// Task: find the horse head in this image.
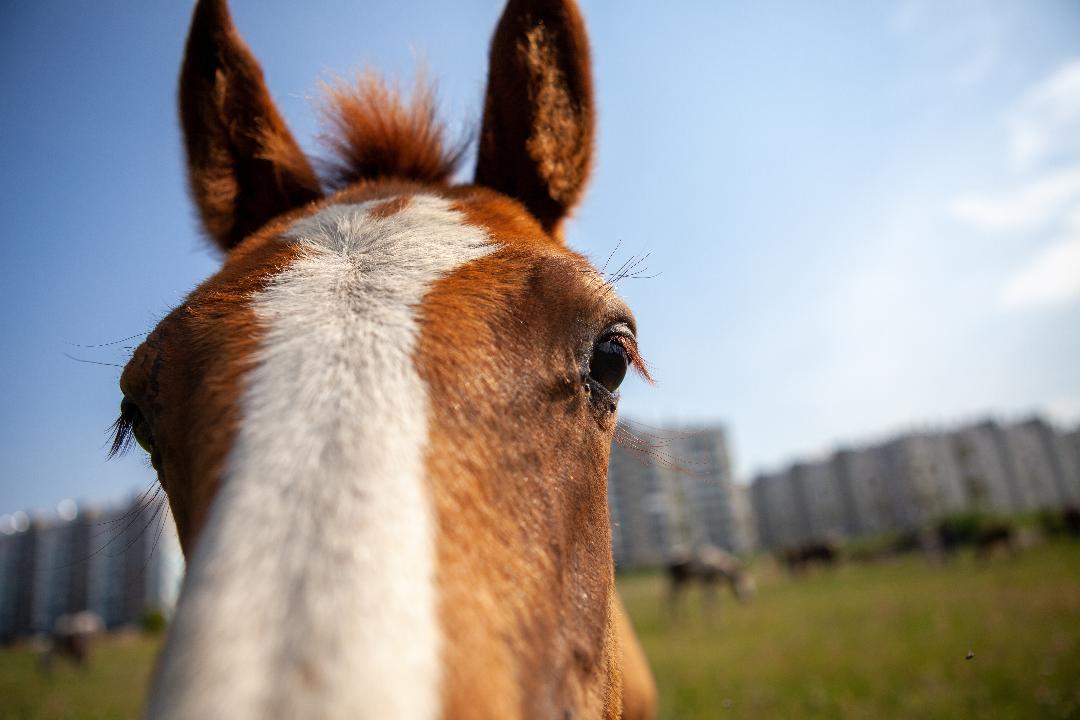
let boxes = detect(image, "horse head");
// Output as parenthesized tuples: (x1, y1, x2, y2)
(115, 1, 651, 717)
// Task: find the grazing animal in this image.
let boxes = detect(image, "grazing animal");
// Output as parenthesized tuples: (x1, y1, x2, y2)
(113, 0, 656, 717)
(932, 517, 1016, 561)
(39, 611, 103, 672)
(1064, 506, 1080, 537)
(667, 546, 754, 617)
(779, 540, 841, 575)
(972, 523, 1014, 559)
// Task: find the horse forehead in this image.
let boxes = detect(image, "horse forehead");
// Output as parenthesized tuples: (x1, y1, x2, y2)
(174, 190, 610, 352)
(282, 194, 488, 258)
(268, 191, 602, 296)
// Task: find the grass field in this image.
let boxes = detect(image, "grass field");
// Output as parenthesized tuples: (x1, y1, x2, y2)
(620, 540, 1080, 719)
(0, 631, 160, 720)
(0, 541, 1077, 719)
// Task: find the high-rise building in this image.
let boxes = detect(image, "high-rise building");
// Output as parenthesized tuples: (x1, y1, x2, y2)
(672, 426, 747, 553)
(873, 435, 951, 531)
(948, 421, 1020, 512)
(832, 446, 891, 537)
(1001, 419, 1071, 510)
(1035, 421, 1080, 506)
(1061, 426, 1080, 504)
(0, 496, 183, 643)
(607, 423, 746, 569)
(608, 440, 672, 569)
(751, 416, 1080, 549)
(750, 469, 800, 548)
(793, 460, 845, 541)
(729, 482, 756, 554)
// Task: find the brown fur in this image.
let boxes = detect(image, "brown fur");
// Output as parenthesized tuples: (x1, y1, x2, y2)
(367, 195, 414, 219)
(320, 73, 466, 188)
(415, 191, 629, 718)
(121, 219, 307, 552)
(613, 597, 656, 720)
(179, 0, 323, 251)
(475, 0, 595, 236)
(122, 1, 655, 717)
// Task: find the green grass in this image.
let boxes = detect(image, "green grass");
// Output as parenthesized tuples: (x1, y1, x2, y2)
(0, 632, 161, 720)
(1, 542, 1077, 719)
(619, 540, 1080, 719)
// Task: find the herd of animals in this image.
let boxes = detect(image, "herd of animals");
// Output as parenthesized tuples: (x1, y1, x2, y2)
(46, 0, 1080, 716)
(45, 508, 1080, 687)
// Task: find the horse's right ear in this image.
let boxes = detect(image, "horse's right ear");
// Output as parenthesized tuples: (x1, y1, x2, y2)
(179, 0, 322, 252)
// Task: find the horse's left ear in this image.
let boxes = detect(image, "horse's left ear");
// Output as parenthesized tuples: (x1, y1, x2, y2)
(179, 0, 323, 252)
(475, 0, 595, 238)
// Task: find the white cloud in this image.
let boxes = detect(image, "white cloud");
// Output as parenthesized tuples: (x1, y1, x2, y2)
(953, 59, 1080, 313)
(951, 60, 1080, 235)
(1042, 392, 1080, 427)
(1008, 59, 1080, 170)
(1001, 237, 1080, 309)
(950, 167, 1080, 233)
(1066, 206, 1080, 232)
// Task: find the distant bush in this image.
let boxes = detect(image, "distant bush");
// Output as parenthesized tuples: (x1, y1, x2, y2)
(1036, 506, 1080, 538)
(934, 510, 1013, 552)
(937, 511, 1010, 546)
(140, 609, 167, 635)
(844, 531, 920, 562)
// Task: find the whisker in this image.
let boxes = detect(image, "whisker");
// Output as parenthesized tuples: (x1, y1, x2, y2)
(95, 487, 163, 547)
(606, 255, 636, 285)
(619, 417, 696, 440)
(108, 496, 167, 559)
(608, 253, 652, 285)
(90, 480, 161, 537)
(622, 268, 661, 281)
(613, 424, 714, 478)
(599, 239, 622, 276)
(67, 333, 147, 349)
(49, 490, 167, 571)
(139, 502, 172, 578)
(64, 353, 125, 369)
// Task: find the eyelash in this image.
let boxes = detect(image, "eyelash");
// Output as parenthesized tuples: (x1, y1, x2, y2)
(609, 334, 653, 384)
(107, 403, 139, 459)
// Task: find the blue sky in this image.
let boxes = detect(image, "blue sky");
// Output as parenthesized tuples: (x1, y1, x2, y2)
(2, 0, 1079, 515)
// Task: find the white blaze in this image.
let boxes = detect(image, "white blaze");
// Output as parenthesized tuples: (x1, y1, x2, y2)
(148, 195, 494, 719)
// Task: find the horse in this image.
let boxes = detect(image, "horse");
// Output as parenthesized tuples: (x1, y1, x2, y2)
(929, 516, 1016, 563)
(38, 611, 104, 673)
(111, 0, 656, 717)
(1064, 506, 1080, 537)
(778, 539, 841, 575)
(667, 546, 755, 619)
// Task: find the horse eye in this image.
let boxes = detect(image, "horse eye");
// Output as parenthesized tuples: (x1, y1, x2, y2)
(589, 337, 629, 393)
(120, 397, 159, 463)
(120, 399, 147, 450)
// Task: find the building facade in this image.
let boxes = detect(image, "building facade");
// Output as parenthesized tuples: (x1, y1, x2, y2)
(0, 497, 183, 643)
(608, 423, 749, 569)
(751, 416, 1080, 549)
(948, 421, 1020, 512)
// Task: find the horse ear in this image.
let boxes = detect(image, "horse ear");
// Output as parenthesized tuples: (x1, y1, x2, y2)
(179, 0, 322, 252)
(475, 0, 595, 237)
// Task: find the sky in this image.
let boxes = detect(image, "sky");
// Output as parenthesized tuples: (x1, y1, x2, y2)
(2, 0, 1080, 515)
